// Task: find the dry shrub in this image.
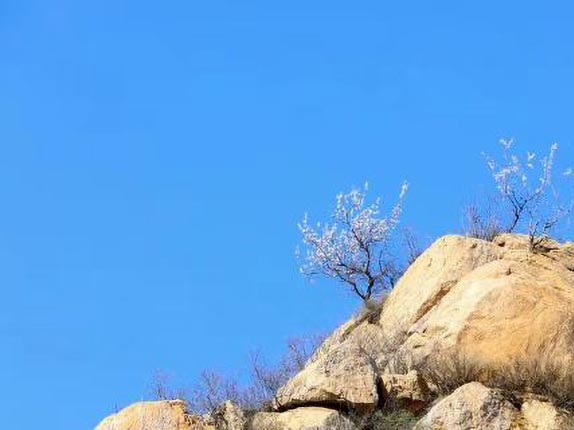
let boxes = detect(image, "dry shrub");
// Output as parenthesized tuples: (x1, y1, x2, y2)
(491, 356, 574, 410)
(462, 201, 502, 242)
(383, 347, 412, 375)
(415, 350, 484, 396)
(358, 298, 386, 324)
(416, 349, 574, 410)
(185, 334, 325, 415)
(353, 325, 410, 378)
(284, 334, 326, 372)
(149, 370, 190, 403)
(188, 370, 241, 414)
(354, 410, 419, 430)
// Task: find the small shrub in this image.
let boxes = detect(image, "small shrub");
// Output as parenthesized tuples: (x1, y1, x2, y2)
(185, 334, 325, 415)
(415, 350, 484, 395)
(189, 370, 241, 414)
(491, 356, 574, 410)
(149, 370, 189, 403)
(462, 199, 502, 241)
(415, 349, 574, 411)
(355, 410, 419, 430)
(353, 328, 408, 377)
(359, 298, 386, 324)
(283, 334, 326, 372)
(383, 348, 412, 375)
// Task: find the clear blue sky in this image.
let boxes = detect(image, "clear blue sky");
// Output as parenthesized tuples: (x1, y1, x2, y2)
(2, 1, 574, 429)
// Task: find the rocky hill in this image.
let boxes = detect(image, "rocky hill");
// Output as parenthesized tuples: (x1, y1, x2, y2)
(95, 234, 574, 430)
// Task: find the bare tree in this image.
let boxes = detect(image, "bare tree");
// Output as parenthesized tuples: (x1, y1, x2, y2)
(484, 139, 572, 249)
(150, 370, 172, 401)
(298, 182, 408, 302)
(149, 370, 189, 403)
(187, 334, 325, 415)
(245, 351, 291, 410)
(243, 334, 325, 411)
(189, 370, 240, 414)
(401, 227, 424, 266)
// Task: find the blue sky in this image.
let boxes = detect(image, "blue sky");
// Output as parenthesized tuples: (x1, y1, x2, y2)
(2, 1, 574, 429)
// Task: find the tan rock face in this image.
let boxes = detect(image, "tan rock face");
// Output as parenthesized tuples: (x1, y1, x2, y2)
(250, 407, 356, 430)
(413, 382, 519, 430)
(414, 386, 574, 430)
(275, 234, 574, 411)
(381, 371, 431, 414)
(520, 400, 574, 430)
(273, 340, 379, 412)
(95, 400, 212, 430)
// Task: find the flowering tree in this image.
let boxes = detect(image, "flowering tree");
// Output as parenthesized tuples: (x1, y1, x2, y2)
(298, 182, 408, 302)
(485, 139, 572, 248)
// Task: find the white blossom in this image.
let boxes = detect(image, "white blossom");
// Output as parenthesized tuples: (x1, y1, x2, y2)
(298, 182, 407, 301)
(500, 138, 514, 150)
(485, 139, 571, 247)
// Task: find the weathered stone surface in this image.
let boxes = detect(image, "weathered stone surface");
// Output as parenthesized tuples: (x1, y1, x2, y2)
(214, 401, 246, 430)
(250, 407, 356, 430)
(275, 234, 574, 411)
(381, 370, 431, 413)
(95, 400, 213, 430)
(379, 235, 504, 338)
(403, 234, 574, 365)
(274, 339, 380, 412)
(520, 399, 574, 430)
(413, 382, 519, 430)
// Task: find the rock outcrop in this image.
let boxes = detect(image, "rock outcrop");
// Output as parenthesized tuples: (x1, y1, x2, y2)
(275, 234, 574, 411)
(95, 234, 574, 430)
(412, 382, 574, 430)
(96, 400, 213, 430)
(380, 371, 431, 413)
(250, 407, 356, 430)
(273, 336, 380, 412)
(413, 382, 519, 429)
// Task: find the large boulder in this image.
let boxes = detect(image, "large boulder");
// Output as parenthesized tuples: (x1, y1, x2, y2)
(250, 407, 356, 430)
(273, 336, 380, 412)
(401, 235, 574, 364)
(275, 234, 574, 411)
(413, 384, 574, 430)
(520, 399, 574, 430)
(413, 382, 519, 429)
(95, 400, 213, 430)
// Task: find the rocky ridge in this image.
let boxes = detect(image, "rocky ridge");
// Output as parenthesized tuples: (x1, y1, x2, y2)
(96, 234, 574, 430)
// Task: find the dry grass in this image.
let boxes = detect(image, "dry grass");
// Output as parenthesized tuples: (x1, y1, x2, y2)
(491, 357, 574, 409)
(414, 350, 484, 396)
(146, 334, 325, 417)
(358, 298, 386, 324)
(462, 201, 503, 242)
(415, 349, 574, 410)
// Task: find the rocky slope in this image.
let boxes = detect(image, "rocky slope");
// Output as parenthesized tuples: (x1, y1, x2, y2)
(96, 234, 574, 430)
(275, 234, 574, 413)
